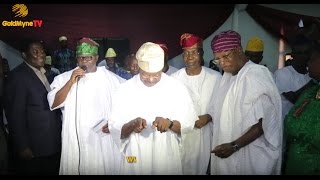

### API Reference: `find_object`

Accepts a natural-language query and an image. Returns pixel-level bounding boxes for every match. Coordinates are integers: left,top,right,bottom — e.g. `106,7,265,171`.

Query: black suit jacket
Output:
4,62,62,157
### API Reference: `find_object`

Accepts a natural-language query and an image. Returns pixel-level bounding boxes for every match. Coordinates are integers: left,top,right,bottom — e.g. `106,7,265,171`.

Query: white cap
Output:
45,56,52,65
298,19,304,28
59,36,67,42
136,42,164,73
105,48,117,58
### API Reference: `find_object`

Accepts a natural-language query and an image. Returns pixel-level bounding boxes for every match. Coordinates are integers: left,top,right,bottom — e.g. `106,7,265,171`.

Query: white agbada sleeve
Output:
47,70,74,110
210,62,282,175
237,66,282,149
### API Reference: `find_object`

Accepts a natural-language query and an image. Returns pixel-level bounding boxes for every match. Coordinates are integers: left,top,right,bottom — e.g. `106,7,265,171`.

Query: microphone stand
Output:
75,65,86,175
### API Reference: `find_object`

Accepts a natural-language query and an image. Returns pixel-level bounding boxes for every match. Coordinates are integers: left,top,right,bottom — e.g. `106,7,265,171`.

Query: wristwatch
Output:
167,118,174,129
231,142,240,152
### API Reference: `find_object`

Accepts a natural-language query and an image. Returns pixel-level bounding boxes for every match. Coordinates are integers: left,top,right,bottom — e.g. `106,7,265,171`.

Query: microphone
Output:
80,65,87,71
77,65,87,82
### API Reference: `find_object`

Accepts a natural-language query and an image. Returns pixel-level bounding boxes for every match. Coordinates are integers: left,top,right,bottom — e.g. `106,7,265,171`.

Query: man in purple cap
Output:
208,30,282,175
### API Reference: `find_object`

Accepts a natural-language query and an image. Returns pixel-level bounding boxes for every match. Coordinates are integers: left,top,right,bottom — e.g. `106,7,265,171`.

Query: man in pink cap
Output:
208,30,282,175
171,33,221,175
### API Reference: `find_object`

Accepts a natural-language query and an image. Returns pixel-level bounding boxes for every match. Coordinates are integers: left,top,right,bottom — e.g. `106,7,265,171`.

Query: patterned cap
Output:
136,42,164,73
180,33,203,49
211,30,241,53
76,38,99,56
155,42,169,55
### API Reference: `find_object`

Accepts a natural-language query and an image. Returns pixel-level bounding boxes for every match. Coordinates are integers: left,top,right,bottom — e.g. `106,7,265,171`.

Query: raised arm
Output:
51,67,85,109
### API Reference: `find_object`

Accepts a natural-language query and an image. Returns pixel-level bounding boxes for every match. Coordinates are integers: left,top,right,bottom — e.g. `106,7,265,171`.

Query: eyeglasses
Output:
213,50,233,64
183,50,201,57
77,56,95,61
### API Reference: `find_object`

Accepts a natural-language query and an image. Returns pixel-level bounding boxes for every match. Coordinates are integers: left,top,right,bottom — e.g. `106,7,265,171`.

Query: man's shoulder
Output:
54,68,73,79
170,67,185,77
274,66,292,75
98,66,116,77
115,75,137,91
238,63,274,83
162,73,189,89
98,60,106,67
51,67,60,74
97,67,127,85
116,67,130,75
244,62,270,74
7,63,37,86
169,65,179,71
203,66,222,78
9,62,29,76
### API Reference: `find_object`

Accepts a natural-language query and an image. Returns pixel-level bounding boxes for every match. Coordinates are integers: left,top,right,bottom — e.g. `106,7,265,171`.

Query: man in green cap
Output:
48,38,124,175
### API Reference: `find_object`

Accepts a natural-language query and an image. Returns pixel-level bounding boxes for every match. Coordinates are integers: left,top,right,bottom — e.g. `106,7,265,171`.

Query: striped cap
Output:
211,30,241,53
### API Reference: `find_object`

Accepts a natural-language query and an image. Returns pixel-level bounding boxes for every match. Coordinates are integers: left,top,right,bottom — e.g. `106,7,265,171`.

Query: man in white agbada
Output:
273,35,313,120
109,42,198,175
171,33,221,175
47,38,123,175
209,30,283,175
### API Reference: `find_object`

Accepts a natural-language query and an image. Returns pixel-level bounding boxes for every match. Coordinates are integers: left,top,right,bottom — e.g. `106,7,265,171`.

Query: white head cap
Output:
59,36,67,42
136,42,164,73
105,48,117,58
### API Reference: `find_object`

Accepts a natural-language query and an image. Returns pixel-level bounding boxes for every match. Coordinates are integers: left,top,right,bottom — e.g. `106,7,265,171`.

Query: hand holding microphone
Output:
70,65,87,84
77,65,87,82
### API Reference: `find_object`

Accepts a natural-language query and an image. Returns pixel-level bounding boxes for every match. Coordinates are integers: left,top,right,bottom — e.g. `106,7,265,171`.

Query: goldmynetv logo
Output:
12,4,28,17
126,156,137,163
2,4,44,28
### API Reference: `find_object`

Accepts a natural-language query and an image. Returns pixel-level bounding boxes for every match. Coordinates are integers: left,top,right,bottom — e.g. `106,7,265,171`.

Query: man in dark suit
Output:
4,39,62,175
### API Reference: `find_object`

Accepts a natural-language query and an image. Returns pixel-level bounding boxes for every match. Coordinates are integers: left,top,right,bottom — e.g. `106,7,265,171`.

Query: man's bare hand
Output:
195,114,211,129
102,123,109,133
211,143,234,158
152,117,171,133
69,67,86,84
131,117,147,133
